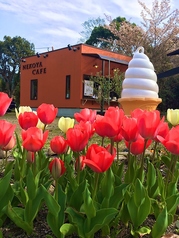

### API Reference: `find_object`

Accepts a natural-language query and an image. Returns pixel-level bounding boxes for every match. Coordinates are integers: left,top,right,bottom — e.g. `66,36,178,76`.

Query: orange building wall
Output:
20,44,131,115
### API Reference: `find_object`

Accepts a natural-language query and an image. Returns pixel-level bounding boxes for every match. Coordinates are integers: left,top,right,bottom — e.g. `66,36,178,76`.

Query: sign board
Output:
84,80,94,96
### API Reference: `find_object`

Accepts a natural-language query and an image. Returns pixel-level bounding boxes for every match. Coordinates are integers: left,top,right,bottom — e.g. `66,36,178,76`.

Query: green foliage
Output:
0,35,35,97
86,26,116,48
90,69,124,112
158,76,179,113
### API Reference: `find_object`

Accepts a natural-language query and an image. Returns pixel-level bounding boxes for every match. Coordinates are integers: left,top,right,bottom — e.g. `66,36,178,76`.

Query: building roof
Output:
82,53,129,65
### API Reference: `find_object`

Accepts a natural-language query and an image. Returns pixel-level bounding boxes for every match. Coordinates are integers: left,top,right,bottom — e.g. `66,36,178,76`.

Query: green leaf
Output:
109,183,128,209
151,207,168,238
26,168,37,200
3,202,33,235
41,185,60,215
83,182,96,219
157,169,165,199
69,180,86,210
24,187,44,223
57,184,66,226
19,182,28,205
134,179,145,207
166,181,178,197
124,155,136,183
166,194,179,215
131,226,151,237
60,223,76,236
0,170,12,200
65,207,85,238
127,181,151,228
147,162,156,188
161,155,171,169
101,168,114,198
0,185,14,217
85,208,118,236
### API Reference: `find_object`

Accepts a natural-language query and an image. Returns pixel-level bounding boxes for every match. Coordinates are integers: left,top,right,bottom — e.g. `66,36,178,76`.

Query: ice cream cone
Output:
118,97,162,115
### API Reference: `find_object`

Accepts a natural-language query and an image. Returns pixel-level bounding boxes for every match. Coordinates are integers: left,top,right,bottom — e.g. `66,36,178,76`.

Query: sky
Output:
0,0,178,53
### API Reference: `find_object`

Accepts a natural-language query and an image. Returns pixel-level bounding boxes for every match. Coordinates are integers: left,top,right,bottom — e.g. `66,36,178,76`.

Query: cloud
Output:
0,0,178,52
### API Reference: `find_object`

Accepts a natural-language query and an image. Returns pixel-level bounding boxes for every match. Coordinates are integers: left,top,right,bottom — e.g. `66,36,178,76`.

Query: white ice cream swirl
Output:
121,46,159,98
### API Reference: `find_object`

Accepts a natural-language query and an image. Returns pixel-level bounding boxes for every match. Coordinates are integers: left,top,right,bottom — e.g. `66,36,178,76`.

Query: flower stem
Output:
110,138,114,154
139,139,148,181
116,142,119,161
92,173,100,200
151,141,158,163
55,179,59,202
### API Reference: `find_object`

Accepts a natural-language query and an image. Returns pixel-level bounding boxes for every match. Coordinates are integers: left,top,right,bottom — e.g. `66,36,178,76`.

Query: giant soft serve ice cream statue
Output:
118,46,162,115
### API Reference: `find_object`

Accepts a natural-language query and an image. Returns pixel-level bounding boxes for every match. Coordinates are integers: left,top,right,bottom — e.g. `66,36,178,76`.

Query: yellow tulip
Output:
15,106,32,118
167,109,179,126
33,111,46,130
58,117,74,133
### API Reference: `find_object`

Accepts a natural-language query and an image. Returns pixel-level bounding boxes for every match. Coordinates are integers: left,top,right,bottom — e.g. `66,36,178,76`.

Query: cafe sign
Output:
22,62,46,75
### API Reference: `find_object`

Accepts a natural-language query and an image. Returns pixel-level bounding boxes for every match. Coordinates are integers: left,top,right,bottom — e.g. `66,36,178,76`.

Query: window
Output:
66,75,70,99
30,79,38,100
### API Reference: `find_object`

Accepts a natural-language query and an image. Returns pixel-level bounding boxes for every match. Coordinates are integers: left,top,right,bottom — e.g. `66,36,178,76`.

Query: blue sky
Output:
0,0,178,53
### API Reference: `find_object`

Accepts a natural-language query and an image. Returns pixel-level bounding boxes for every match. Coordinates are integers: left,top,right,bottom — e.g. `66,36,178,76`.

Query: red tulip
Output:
66,127,89,152
2,135,16,151
18,111,39,130
136,110,161,140
94,107,124,138
0,92,12,116
37,103,58,124
113,129,123,142
83,144,115,173
121,116,139,142
0,120,16,149
131,108,144,118
74,108,96,123
125,134,152,155
21,127,49,152
74,121,95,139
50,136,68,154
105,107,124,127
153,118,169,142
49,158,66,180
157,126,179,155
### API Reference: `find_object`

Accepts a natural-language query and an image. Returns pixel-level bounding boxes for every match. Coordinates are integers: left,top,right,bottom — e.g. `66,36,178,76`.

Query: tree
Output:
79,17,105,43
90,69,124,114
105,0,179,73
85,16,129,51
0,36,35,97
85,26,116,48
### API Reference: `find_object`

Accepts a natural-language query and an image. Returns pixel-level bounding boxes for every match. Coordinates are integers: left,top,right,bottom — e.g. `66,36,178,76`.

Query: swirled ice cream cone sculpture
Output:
118,46,162,115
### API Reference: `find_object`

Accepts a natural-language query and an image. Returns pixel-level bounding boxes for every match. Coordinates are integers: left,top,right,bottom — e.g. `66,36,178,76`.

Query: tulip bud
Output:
49,158,66,180
26,151,35,163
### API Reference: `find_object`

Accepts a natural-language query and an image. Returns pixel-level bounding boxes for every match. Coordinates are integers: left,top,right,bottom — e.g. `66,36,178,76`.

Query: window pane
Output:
66,75,70,99
30,79,38,100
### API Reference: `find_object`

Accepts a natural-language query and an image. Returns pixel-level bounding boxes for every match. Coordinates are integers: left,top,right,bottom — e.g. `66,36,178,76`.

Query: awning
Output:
82,53,129,65
167,49,179,56
157,67,179,79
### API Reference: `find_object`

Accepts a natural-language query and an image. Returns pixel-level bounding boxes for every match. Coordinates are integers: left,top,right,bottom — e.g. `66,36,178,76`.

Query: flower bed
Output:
0,92,179,238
